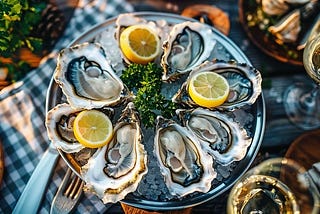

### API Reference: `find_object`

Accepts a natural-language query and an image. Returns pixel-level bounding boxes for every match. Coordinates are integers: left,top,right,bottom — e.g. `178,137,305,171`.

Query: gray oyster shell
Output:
154,116,216,197
172,60,262,111
54,42,128,109
45,103,114,153
161,21,217,82
115,13,169,64
81,102,148,204
46,103,84,153
177,108,252,165
261,0,310,16
268,0,320,45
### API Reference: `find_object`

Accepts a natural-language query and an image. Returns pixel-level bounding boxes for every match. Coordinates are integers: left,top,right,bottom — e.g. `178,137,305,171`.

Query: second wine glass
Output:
283,35,320,130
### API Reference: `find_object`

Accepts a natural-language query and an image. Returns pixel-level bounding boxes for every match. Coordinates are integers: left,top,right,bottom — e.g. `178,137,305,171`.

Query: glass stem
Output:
300,84,320,110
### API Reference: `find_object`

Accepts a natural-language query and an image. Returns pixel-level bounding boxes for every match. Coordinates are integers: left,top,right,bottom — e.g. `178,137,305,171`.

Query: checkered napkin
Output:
0,0,133,213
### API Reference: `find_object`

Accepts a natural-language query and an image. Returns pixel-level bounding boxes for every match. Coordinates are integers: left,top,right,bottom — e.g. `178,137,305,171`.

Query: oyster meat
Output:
154,116,216,197
54,42,128,109
161,21,217,82
81,102,148,203
172,60,262,111
177,108,252,165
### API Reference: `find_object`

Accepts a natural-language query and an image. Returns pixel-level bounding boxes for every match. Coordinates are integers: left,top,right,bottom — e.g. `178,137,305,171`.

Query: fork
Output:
50,168,84,214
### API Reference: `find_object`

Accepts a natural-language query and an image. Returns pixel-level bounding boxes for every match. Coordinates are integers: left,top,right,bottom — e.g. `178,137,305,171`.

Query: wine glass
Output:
283,35,320,130
227,158,320,214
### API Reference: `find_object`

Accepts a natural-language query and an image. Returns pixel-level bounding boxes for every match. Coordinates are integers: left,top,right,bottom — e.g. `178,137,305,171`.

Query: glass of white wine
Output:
227,158,320,214
283,35,320,130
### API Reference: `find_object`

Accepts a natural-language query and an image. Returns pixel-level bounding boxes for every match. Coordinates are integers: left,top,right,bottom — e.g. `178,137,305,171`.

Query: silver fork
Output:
50,168,84,214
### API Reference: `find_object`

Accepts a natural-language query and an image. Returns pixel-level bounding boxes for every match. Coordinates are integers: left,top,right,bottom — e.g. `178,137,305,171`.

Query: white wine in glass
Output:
283,35,320,130
227,158,320,214
304,35,320,84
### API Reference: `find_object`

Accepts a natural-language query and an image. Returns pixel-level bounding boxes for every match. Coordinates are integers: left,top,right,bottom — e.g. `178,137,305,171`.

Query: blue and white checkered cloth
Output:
0,0,133,213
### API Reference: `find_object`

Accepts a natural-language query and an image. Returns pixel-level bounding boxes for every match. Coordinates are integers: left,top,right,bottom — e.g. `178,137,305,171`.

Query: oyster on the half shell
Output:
172,60,262,111
46,103,84,153
261,0,311,16
161,21,217,82
154,116,216,197
115,13,169,64
45,103,114,153
54,42,128,109
177,108,252,165
81,102,148,204
268,0,320,45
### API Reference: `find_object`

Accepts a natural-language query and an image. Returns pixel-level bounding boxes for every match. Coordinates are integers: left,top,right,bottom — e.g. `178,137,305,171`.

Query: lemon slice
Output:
73,110,113,148
119,25,161,64
188,71,229,108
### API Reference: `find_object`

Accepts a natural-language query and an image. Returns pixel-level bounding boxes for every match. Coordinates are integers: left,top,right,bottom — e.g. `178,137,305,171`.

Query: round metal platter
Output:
46,12,266,211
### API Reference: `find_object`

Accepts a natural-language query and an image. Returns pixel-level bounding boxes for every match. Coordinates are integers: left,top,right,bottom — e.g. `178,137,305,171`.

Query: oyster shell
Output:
261,0,311,16
154,116,216,197
177,108,252,165
268,0,320,45
261,0,290,16
161,21,217,82
172,60,262,111
81,102,148,203
46,103,84,153
54,42,128,109
115,13,168,64
268,9,301,44
45,103,114,153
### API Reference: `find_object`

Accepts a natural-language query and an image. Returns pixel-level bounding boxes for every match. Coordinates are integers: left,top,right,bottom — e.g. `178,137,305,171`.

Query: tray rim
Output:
45,11,266,210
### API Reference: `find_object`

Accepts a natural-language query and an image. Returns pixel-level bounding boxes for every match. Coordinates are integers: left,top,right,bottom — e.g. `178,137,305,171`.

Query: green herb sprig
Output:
121,63,176,128
0,0,46,56
0,0,46,82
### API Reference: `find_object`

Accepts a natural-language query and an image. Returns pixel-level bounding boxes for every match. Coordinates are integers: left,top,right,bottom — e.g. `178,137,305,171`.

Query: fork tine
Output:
68,176,82,199
59,168,72,192
64,173,77,196
74,178,85,199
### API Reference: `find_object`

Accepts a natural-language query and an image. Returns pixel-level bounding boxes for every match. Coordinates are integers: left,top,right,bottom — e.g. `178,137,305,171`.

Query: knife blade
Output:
12,143,59,214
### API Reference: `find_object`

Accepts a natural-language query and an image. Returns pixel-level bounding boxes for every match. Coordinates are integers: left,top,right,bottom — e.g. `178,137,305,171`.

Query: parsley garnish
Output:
0,0,46,82
121,63,176,128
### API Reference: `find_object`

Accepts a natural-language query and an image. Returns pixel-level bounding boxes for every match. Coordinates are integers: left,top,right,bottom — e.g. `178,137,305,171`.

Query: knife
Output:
12,143,59,214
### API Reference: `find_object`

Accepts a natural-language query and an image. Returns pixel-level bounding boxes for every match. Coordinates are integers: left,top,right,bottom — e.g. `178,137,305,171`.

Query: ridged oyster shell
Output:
262,0,311,16
115,13,169,64
46,103,84,153
172,60,262,111
45,103,114,153
81,102,148,203
177,108,252,165
154,116,216,197
268,0,320,45
54,42,128,109
161,21,217,82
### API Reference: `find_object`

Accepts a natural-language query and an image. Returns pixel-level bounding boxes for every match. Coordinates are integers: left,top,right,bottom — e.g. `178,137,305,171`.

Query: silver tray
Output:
46,12,266,211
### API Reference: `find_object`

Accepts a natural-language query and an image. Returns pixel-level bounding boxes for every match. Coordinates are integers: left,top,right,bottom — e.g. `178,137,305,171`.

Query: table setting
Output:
0,0,319,213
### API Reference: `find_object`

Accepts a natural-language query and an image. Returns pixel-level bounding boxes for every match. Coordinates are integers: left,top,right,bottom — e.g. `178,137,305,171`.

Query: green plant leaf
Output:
0,0,47,82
